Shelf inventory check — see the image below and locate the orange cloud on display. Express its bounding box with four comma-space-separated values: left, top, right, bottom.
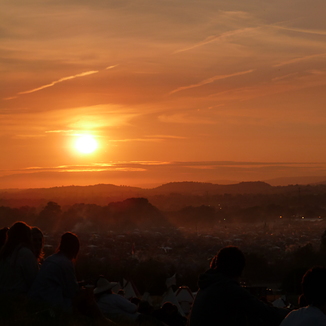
18, 71, 99, 95
273, 53, 326, 67
271, 25, 326, 36
5, 65, 118, 100
169, 70, 254, 95
174, 27, 258, 54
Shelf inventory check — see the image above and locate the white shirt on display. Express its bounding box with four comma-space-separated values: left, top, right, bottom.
97, 293, 139, 321
280, 305, 326, 326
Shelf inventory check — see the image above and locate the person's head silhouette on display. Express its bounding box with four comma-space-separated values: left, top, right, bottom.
210, 246, 245, 278
58, 232, 79, 260
0, 222, 32, 260
302, 266, 326, 308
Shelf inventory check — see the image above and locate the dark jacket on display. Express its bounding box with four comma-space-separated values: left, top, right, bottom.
189, 269, 288, 326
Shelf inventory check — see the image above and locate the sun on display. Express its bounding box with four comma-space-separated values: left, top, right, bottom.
75, 135, 98, 154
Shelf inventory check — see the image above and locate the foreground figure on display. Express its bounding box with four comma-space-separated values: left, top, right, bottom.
0, 221, 38, 296
189, 246, 288, 326
29, 232, 80, 312
94, 277, 140, 324
280, 266, 326, 326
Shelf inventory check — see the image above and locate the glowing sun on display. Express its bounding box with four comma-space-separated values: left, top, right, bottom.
75, 135, 98, 154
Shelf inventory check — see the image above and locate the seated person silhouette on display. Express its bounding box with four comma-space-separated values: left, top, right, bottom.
189, 246, 288, 326
280, 266, 326, 325
29, 232, 80, 312
0, 221, 38, 296
94, 277, 140, 324
153, 301, 187, 326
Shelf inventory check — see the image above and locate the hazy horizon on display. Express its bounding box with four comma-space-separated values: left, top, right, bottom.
2, 172, 326, 190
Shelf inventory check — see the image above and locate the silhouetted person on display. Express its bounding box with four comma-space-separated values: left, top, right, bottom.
153, 301, 187, 326
137, 300, 153, 315
0, 221, 38, 296
0, 227, 8, 249
189, 246, 288, 326
31, 226, 44, 264
280, 266, 326, 325
94, 277, 140, 324
29, 232, 80, 312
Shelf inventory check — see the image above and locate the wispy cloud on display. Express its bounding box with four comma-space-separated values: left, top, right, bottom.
4, 65, 118, 100
207, 69, 326, 103
273, 53, 326, 67
105, 65, 118, 70
174, 27, 257, 54
15, 160, 326, 175
271, 25, 326, 36
45, 130, 76, 134
59, 134, 187, 144
272, 73, 298, 82
0, 104, 137, 139
3, 161, 326, 189
145, 135, 187, 139
18, 70, 99, 95
169, 69, 254, 95
18, 161, 176, 174
3, 96, 18, 101
125, 161, 171, 166
108, 136, 181, 143
307, 69, 326, 75
23, 163, 146, 173
109, 138, 164, 143
158, 112, 216, 124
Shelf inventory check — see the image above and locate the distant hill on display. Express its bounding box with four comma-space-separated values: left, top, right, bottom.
3, 181, 326, 216
1, 183, 142, 195
265, 176, 326, 186
0, 181, 275, 208
0, 184, 144, 207
149, 181, 273, 195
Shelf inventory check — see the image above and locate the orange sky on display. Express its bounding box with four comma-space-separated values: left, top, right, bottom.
1, 0, 326, 188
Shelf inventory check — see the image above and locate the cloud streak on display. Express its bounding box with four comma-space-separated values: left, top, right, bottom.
174, 27, 257, 54
169, 69, 254, 95
19, 160, 324, 171
9, 160, 326, 176
106, 65, 118, 70
19, 161, 176, 174
107, 135, 186, 143
273, 53, 326, 67
2, 161, 326, 189
17, 70, 99, 95
158, 113, 215, 125
271, 25, 326, 36
271, 73, 298, 82
4, 65, 118, 100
